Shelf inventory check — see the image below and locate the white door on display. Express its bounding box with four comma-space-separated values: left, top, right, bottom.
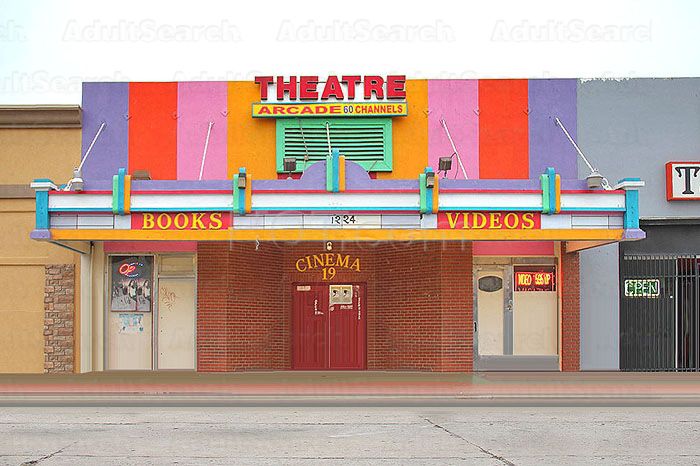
476, 269, 505, 356
157, 277, 196, 369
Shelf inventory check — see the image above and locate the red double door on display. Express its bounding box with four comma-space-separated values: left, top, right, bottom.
292, 283, 366, 370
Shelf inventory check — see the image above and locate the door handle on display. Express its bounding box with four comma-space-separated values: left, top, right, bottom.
474, 321, 477, 333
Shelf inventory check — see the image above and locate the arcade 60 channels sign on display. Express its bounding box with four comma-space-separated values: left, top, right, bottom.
666, 161, 700, 200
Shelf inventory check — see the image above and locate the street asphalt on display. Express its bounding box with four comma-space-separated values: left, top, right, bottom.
2, 406, 700, 465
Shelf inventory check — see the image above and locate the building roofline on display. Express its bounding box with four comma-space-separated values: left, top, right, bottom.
0, 105, 81, 128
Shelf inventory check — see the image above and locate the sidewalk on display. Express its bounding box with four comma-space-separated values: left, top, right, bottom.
2, 371, 700, 401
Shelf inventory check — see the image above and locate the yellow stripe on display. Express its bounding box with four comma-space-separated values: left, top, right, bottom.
338, 156, 346, 192
123, 175, 131, 214
244, 173, 253, 214
50, 228, 625, 242
432, 176, 439, 214
554, 174, 561, 213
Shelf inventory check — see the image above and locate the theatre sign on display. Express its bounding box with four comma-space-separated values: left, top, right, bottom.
252, 75, 408, 117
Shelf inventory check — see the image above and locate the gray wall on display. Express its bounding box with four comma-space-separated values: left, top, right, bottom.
579, 243, 620, 370
576, 78, 700, 370
577, 78, 700, 219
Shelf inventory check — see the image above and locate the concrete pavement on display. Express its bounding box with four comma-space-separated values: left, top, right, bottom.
2, 406, 700, 465
2, 372, 700, 405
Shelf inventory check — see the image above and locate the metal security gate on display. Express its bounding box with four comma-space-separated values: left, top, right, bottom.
620, 254, 700, 371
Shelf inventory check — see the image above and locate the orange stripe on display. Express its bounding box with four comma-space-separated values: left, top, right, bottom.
380, 80, 428, 179
432, 175, 439, 213
244, 173, 253, 213
338, 156, 346, 192
478, 80, 529, 179
228, 82, 277, 179
50, 228, 625, 242
123, 175, 131, 214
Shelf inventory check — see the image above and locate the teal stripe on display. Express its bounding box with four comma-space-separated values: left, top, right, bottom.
540, 174, 550, 214
624, 190, 639, 229
35, 190, 49, 229
112, 175, 119, 214
419, 173, 427, 213
546, 167, 556, 215
238, 186, 245, 215
232, 174, 242, 215
117, 168, 126, 215
331, 149, 340, 193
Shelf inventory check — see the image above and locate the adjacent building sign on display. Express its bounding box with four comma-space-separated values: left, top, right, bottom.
438, 212, 540, 230
666, 161, 700, 200
294, 253, 361, 281
131, 212, 231, 230
253, 75, 408, 118
624, 279, 660, 298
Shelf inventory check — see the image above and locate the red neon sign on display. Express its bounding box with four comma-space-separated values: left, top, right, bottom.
514, 267, 556, 292
118, 262, 140, 278
254, 75, 406, 101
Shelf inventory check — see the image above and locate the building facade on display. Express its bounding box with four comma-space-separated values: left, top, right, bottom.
0, 105, 82, 373
578, 78, 700, 371
29, 78, 647, 373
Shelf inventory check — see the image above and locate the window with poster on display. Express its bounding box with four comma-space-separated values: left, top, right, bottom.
110, 256, 154, 312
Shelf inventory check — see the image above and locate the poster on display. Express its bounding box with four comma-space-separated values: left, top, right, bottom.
118, 313, 144, 334
110, 256, 153, 311
329, 285, 353, 305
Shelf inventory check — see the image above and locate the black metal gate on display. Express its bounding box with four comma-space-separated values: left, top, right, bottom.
620, 254, 700, 371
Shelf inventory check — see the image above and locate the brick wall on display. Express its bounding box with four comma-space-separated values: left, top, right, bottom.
197, 241, 474, 372
43, 264, 75, 373
561, 251, 581, 371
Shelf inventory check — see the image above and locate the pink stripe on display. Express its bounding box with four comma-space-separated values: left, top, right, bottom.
177, 82, 228, 180
428, 80, 479, 179
473, 241, 554, 256
104, 241, 197, 253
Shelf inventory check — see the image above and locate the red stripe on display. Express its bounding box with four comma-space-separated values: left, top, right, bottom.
130, 190, 232, 195
254, 189, 419, 194
50, 190, 113, 195
479, 80, 529, 179
441, 189, 541, 194
561, 189, 624, 195
129, 83, 178, 180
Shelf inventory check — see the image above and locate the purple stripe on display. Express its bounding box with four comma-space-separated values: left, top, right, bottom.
177, 82, 228, 180
528, 79, 578, 179
81, 83, 129, 181
428, 80, 478, 179
82, 162, 588, 193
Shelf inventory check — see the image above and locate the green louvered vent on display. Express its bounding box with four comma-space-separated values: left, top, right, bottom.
276, 118, 393, 172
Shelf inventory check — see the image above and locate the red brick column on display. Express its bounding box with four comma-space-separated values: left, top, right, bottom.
561, 251, 581, 371
196, 243, 231, 371
439, 242, 473, 372
44, 264, 75, 373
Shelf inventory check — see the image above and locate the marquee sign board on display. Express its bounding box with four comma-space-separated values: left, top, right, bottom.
253, 75, 408, 118
438, 212, 541, 230
666, 161, 700, 200
131, 212, 231, 230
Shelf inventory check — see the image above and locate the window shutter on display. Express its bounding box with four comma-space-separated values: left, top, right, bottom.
276, 118, 392, 172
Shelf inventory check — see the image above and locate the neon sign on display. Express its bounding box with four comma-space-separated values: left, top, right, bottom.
118, 261, 142, 278
514, 266, 556, 292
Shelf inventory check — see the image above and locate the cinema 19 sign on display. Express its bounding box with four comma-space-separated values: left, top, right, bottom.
252, 75, 408, 118
295, 253, 361, 281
